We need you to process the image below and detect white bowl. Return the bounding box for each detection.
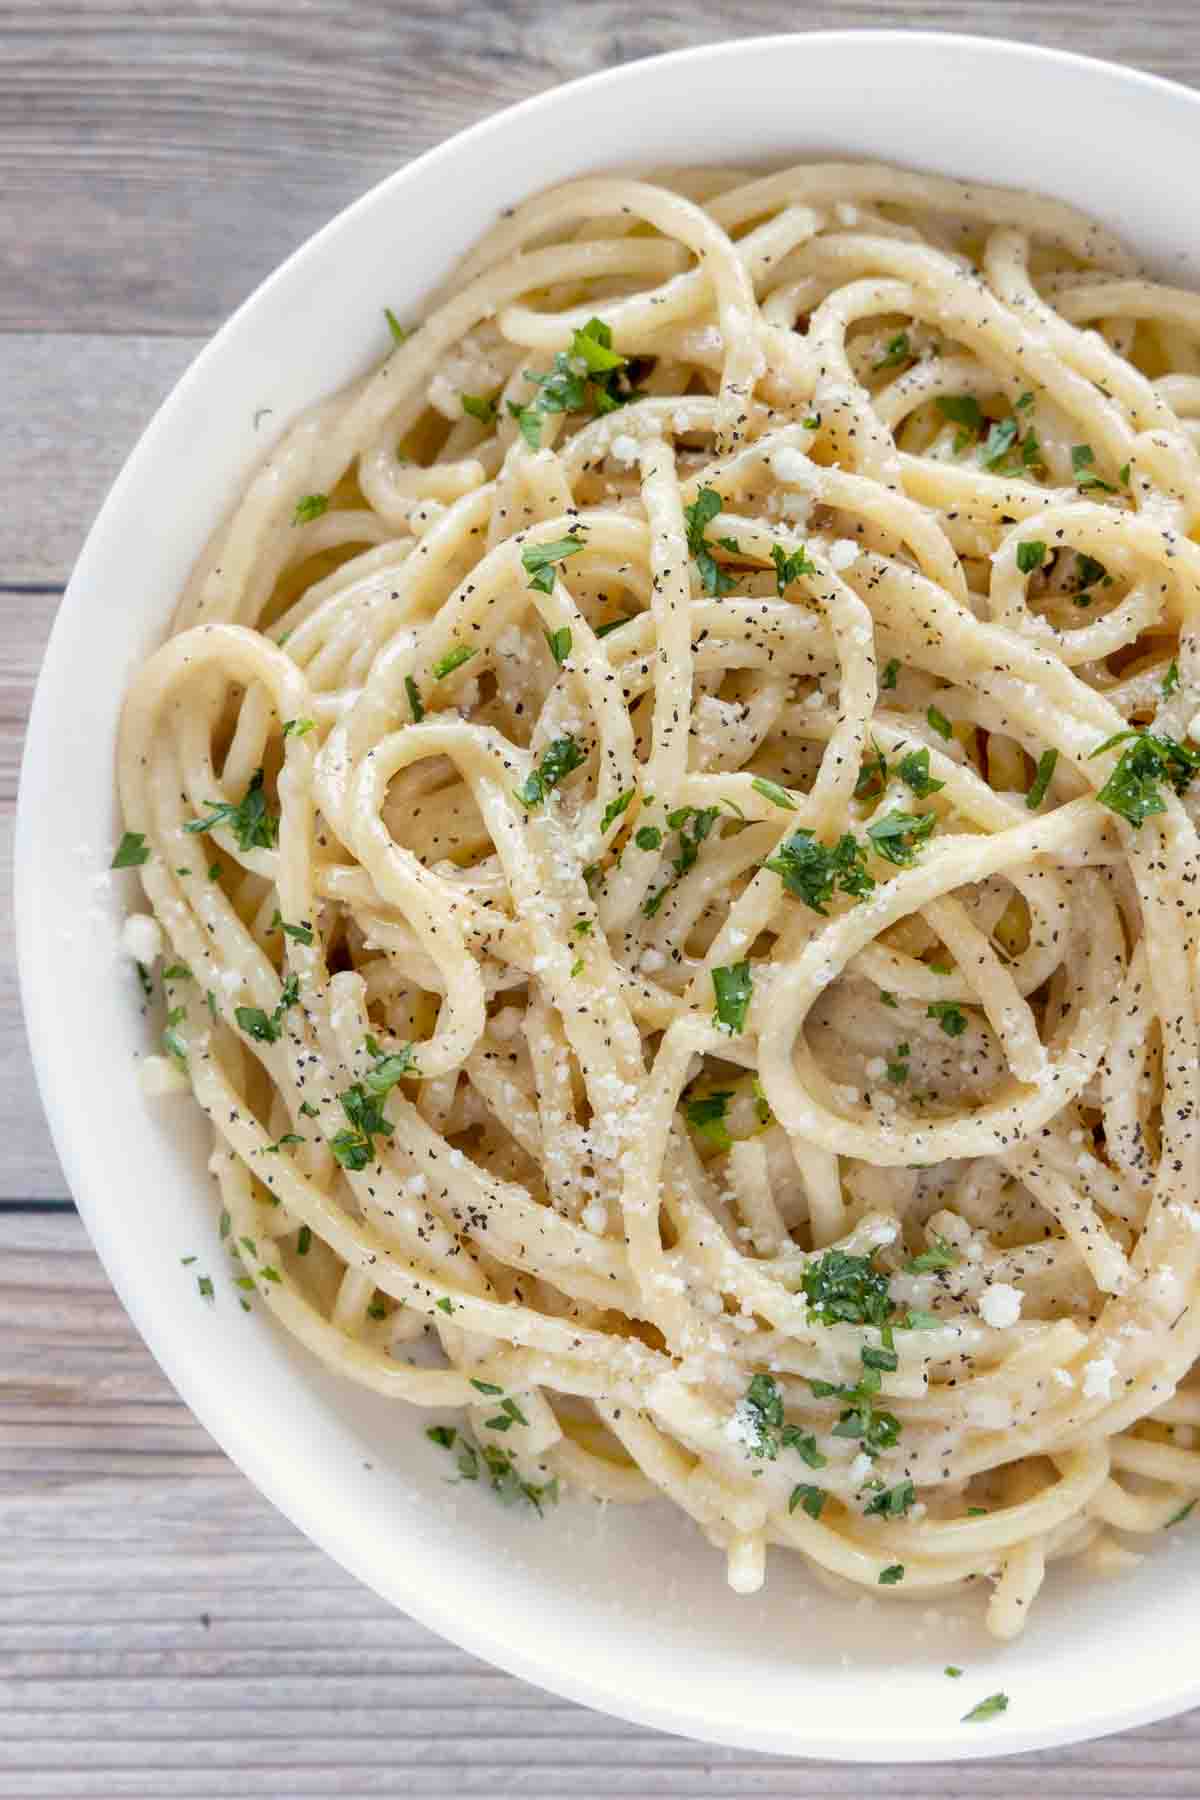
[18,30,1200,1762]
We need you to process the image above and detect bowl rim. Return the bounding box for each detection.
[17,26,1200,1763]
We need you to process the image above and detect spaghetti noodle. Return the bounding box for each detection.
[115,162,1200,1637]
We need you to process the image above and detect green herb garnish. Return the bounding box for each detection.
[765,830,875,912]
[1026,747,1058,810]
[771,542,816,595]
[515,734,586,809]
[461,392,498,424]
[866,809,937,866]
[293,493,329,525]
[432,644,477,680]
[684,487,736,597]
[927,1000,967,1036]
[1090,728,1200,825]
[898,748,944,798]
[112,831,150,869]
[601,789,634,833]
[962,1693,1009,1724]
[751,776,797,810]
[802,1249,895,1329]
[522,532,586,594]
[544,626,572,666]
[185,768,278,853]
[686,1091,733,1150]
[874,331,911,371]
[712,961,752,1034]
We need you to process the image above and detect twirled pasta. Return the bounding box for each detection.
[116,161,1200,1638]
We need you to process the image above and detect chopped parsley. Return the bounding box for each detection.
[751,776,797,810]
[544,626,572,666]
[112,831,150,868]
[1166,1499,1196,1528]
[898,748,944,798]
[712,961,752,1034]
[686,1090,733,1151]
[1071,444,1116,492]
[885,1043,911,1084]
[979,416,1019,469]
[601,789,634,833]
[235,973,299,1046]
[866,809,937,866]
[771,541,816,595]
[926,1000,967,1037]
[684,487,736,597]
[873,331,911,371]
[1164,657,1181,697]
[405,674,424,722]
[185,768,278,852]
[434,1427,560,1513]
[802,1249,896,1329]
[522,531,586,594]
[514,316,640,443]
[1026,747,1058,810]
[282,717,315,738]
[878,1564,905,1585]
[360,1035,417,1094]
[1090,728,1200,824]
[864,1479,915,1517]
[461,392,498,424]
[855,740,890,801]
[739,1373,785,1459]
[296,1225,312,1256]
[789,1484,826,1519]
[765,829,874,913]
[962,1693,1009,1724]
[880,658,900,690]
[384,308,409,346]
[197,1274,215,1303]
[293,493,329,525]
[1016,540,1046,575]
[945,1666,963,1679]
[936,393,983,452]
[907,1235,959,1273]
[484,1396,529,1433]
[515,734,586,808]
[635,825,662,851]
[926,704,953,741]
[507,401,543,448]
[432,644,477,680]
[330,1041,412,1171]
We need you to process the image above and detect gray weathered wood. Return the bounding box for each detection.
[5,3,1200,334]
[8,3,1200,1790]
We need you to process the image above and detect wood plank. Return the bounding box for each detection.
[2,1213,1200,1799]
[5,3,1200,334]
[0,335,201,584]
[0,580,67,1197]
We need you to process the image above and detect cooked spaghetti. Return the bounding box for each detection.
[115,162,1200,1637]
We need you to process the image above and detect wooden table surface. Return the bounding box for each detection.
[7,6,1200,1794]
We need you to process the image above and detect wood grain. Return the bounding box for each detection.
[4,2,1200,334]
[5,1213,1200,1800]
[8,3,1200,1791]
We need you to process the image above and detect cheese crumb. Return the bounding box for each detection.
[978,1282,1023,1329]
[1083,1356,1116,1400]
[829,537,860,571]
[121,913,163,965]
[771,446,817,489]
[610,434,640,467]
